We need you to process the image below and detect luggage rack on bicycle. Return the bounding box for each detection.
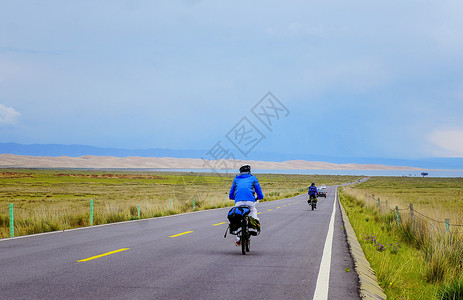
[225,205,254,255]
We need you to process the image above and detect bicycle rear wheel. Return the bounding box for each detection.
[241,220,247,255]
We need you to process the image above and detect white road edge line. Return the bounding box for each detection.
[313,187,337,300]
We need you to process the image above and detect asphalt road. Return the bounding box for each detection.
[0,186,359,299]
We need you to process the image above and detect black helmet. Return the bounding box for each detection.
[311,183,315,186]
[239,164,251,173]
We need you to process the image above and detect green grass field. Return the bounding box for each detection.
[1,168,360,238]
[341,177,463,299]
[6,169,463,298]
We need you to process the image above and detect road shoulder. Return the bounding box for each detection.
[328,194,360,299]
[339,192,387,299]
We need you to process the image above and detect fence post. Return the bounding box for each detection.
[378,198,381,212]
[9,203,14,238]
[193,199,195,211]
[137,204,140,219]
[395,206,400,225]
[409,203,414,222]
[386,200,388,209]
[90,199,94,226]
[170,198,173,209]
[445,219,450,233]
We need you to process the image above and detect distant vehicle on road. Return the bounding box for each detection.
[318,185,327,198]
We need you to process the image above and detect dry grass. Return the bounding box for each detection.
[344,177,463,233]
[343,176,463,292]
[1,168,360,238]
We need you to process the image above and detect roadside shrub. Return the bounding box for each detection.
[399,221,414,244]
[425,252,447,283]
[42,220,61,232]
[129,206,138,217]
[195,199,204,209]
[25,222,43,235]
[436,277,463,300]
[177,200,197,213]
[412,220,431,251]
[66,214,87,227]
[0,215,8,227]
[381,212,395,227]
[340,192,362,207]
[434,235,463,279]
[105,213,127,224]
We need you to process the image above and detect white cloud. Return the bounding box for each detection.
[0,104,21,125]
[428,129,463,157]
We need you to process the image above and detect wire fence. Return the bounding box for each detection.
[365,194,463,234]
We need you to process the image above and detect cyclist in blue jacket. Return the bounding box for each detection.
[229,164,264,245]
[308,182,318,208]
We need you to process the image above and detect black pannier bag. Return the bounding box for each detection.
[227,206,250,235]
[227,206,260,236]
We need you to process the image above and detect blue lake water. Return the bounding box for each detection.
[140,168,463,178]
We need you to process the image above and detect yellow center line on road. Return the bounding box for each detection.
[169,231,194,238]
[257,212,262,215]
[77,248,130,262]
[276,207,281,209]
[213,222,227,226]
[267,209,273,211]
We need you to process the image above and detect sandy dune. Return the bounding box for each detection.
[0,154,423,171]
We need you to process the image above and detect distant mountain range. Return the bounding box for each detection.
[0,143,204,159]
[0,154,428,171]
[1,143,462,170]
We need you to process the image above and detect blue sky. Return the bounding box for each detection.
[1,1,463,160]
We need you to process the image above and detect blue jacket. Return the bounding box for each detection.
[308,185,318,196]
[229,173,264,202]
